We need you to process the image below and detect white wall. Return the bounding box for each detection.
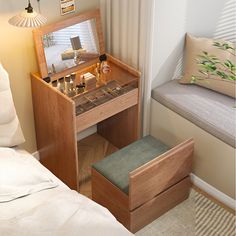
[0,0,99,152]
[150,0,236,199]
[151,0,236,89]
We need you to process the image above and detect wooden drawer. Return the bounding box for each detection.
[76,88,138,132]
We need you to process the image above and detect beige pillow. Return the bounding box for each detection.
[0,63,25,147]
[179,34,236,98]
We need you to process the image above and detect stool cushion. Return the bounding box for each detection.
[92,136,170,194]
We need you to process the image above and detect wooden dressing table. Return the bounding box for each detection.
[31,9,141,191]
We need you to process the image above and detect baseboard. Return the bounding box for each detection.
[190,173,235,210]
[77,125,97,141]
[32,151,40,161]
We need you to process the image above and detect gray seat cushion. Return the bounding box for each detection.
[92,135,170,194]
[152,80,236,147]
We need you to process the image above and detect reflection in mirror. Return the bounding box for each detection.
[43,19,99,74]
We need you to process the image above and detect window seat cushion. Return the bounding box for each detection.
[92,136,170,194]
[152,80,236,147]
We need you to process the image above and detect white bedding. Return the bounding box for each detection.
[0,148,57,202]
[0,148,133,236]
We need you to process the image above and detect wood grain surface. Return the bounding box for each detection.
[78,134,118,198]
[31,73,78,190]
[33,9,105,78]
[129,138,194,210]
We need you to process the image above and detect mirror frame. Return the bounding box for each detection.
[33,9,105,79]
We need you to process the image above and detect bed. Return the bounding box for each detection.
[0,63,133,236]
[0,147,133,236]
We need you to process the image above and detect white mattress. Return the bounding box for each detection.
[0,148,133,236]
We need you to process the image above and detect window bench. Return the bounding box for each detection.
[150,80,236,201]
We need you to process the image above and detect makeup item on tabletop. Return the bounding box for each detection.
[64,75,71,96]
[99,54,111,84]
[76,84,85,94]
[80,75,85,85]
[43,77,51,83]
[70,72,76,82]
[70,72,76,95]
[95,63,101,82]
[102,61,111,74]
[99,54,111,74]
[51,80,58,88]
[75,75,85,94]
[57,77,65,93]
[83,72,97,90]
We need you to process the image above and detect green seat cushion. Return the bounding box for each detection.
[92,135,170,194]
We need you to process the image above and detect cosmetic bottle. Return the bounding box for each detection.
[99,54,110,73]
[43,77,51,83]
[76,84,85,94]
[65,75,71,96]
[70,73,76,89]
[57,77,65,93]
[102,61,111,74]
[95,63,101,82]
[75,75,85,94]
[69,73,76,97]
[51,80,58,88]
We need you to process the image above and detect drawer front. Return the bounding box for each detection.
[129,138,194,210]
[76,88,138,133]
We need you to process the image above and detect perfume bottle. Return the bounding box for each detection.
[70,73,76,88]
[69,73,76,97]
[95,63,101,82]
[51,80,58,88]
[57,77,65,93]
[102,61,111,74]
[99,54,110,73]
[76,84,85,94]
[99,54,110,84]
[75,75,85,94]
[65,75,71,96]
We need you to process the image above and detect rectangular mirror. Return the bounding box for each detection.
[33,9,104,79]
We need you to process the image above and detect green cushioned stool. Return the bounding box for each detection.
[92,136,170,194]
[91,135,194,233]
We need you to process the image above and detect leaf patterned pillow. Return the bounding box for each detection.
[179,34,236,98]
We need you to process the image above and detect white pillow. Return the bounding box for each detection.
[0,63,25,147]
[0,148,58,202]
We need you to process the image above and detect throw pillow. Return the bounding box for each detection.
[179,34,236,98]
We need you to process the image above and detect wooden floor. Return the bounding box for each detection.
[77,133,118,198]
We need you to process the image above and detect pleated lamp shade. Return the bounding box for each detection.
[8,1,47,28]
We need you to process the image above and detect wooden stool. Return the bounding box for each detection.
[91,136,194,233]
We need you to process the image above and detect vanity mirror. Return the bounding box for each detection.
[31,8,141,192]
[33,9,104,79]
